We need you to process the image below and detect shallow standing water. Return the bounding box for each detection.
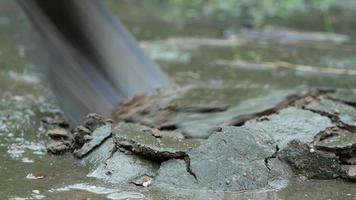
[1,0,356,199]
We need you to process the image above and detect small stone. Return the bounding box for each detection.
[142,180,152,187]
[131,175,154,187]
[41,116,69,129]
[22,157,34,163]
[142,128,184,139]
[82,113,107,132]
[83,134,93,142]
[47,141,70,154]
[76,126,92,135]
[297,175,308,182]
[47,128,70,140]
[214,127,223,132]
[74,135,85,147]
[341,165,356,180]
[141,128,162,138]
[26,172,47,180]
[345,157,356,165]
[105,118,114,124]
[73,126,92,147]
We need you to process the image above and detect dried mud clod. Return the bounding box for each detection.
[73,126,92,148]
[46,128,72,154]
[113,123,200,162]
[278,140,342,179]
[47,140,72,155]
[41,116,70,130]
[225,90,321,126]
[82,113,110,131]
[73,124,112,158]
[220,88,356,182]
[46,113,112,155]
[272,89,356,181]
[110,90,229,134]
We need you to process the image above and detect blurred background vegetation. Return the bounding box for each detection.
[109,0,356,36]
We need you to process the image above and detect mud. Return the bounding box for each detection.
[46,128,72,154]
[305,97,356,127]
[73,124,112,158]
[244,107,333,149]
[44,88,356,193]
[279,140,341,179]
[160,89,300,138]
[87,150,159,183]
[327,89,356,106]
[109,88,232,139]
[154,126,291,191]
[82,113,109,132]
[314,127,356,152]
[114,123,200,161]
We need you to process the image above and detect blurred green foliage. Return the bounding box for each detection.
[158,0,339,26]
[110,0,356,35]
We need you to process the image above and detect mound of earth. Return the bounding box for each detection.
[46,88,356,191]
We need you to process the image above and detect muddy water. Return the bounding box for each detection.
[1,0,356,199]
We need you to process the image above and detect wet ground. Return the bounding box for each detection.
[2,0,356,199]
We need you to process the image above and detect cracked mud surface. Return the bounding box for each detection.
[154,126,291,191]
[47,88,356,191]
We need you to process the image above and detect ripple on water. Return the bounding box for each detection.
[106,192,145,200]
[6,141,46,158]
[51,183,145,199]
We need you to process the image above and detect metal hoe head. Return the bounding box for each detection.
[18,0,169,124]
